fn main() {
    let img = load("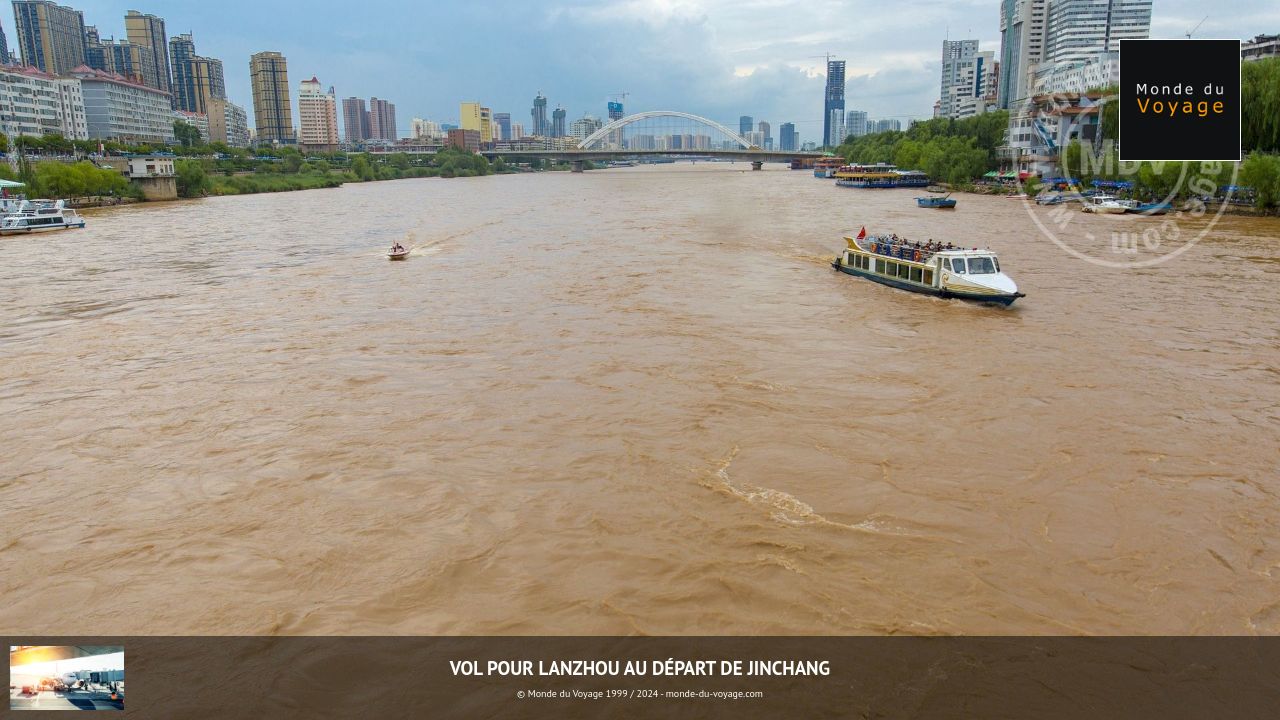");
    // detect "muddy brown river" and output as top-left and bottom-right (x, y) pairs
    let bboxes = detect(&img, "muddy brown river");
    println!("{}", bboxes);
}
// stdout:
(1, 164), (1277, 635)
